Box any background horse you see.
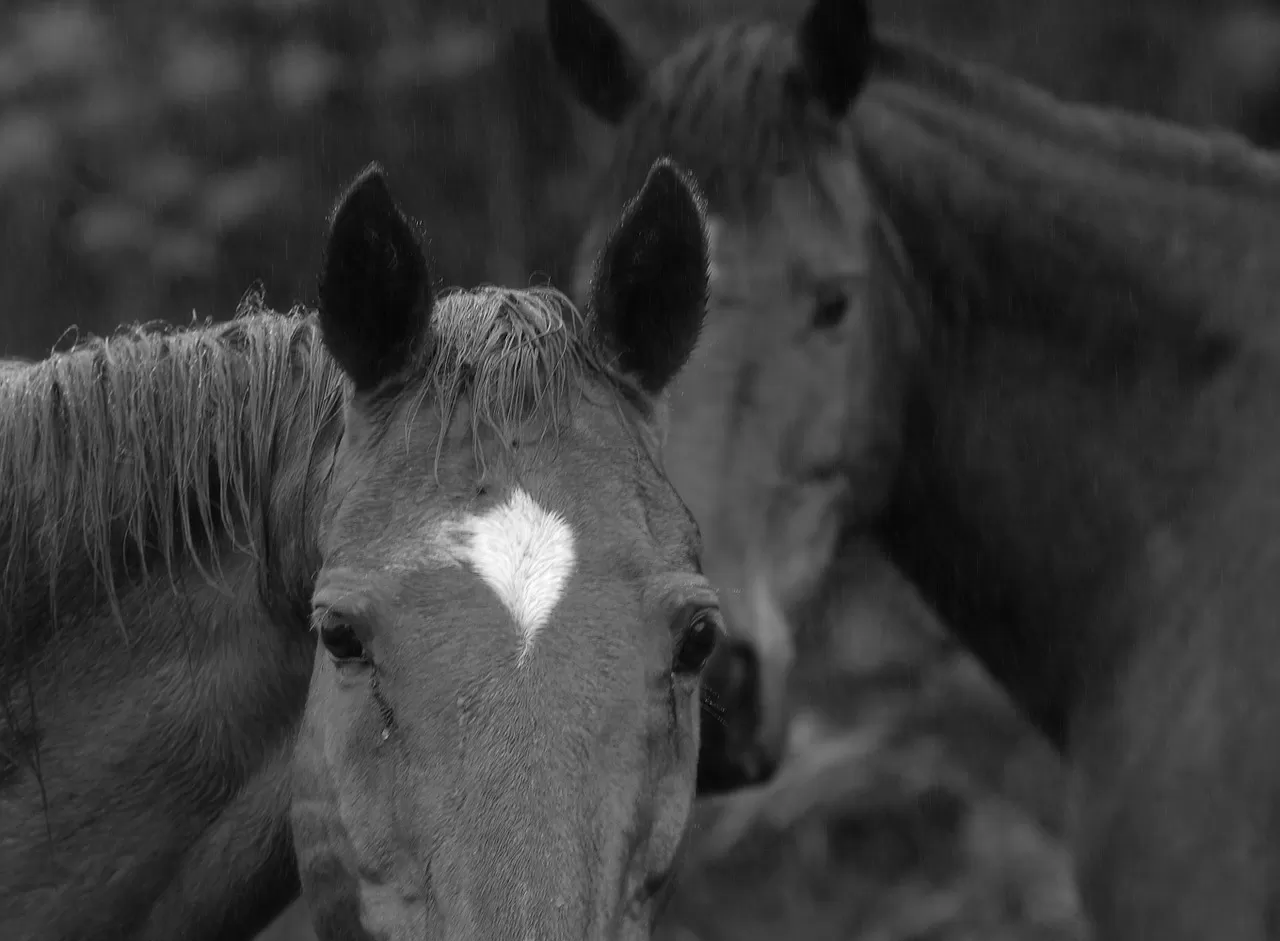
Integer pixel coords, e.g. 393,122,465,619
1,158,724,941
549,0,1280,938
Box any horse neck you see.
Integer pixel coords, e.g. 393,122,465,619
0,318,343,938
854,61,1280,746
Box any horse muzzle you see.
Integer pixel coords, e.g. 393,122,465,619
695,639,782,795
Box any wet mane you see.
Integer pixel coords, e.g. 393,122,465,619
0,298,346,645
409,284,620,462
0,284,617,661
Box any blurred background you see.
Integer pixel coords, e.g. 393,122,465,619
5,0,1280,938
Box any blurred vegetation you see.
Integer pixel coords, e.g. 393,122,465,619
4,0,1280,358
0,0,586,356
5,1,1280,939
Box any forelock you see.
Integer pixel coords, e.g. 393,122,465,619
574,19,851,299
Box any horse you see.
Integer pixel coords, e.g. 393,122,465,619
1,157,730,941
548,0,1280,938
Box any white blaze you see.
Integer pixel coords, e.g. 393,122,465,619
448,488,576,664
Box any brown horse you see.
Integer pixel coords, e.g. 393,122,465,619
550,0,1280,938
2,159,725,941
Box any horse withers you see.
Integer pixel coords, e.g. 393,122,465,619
1,158,725,941
550,0,1280,938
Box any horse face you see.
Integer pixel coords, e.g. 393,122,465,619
551,0,883,794
665,165,893,794
291,161,719,941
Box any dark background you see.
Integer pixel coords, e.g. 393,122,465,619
4,1,1279,938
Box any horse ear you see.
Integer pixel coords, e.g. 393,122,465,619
589,158,710,395
318,163,433,393
547,0,646,125
795,0,873,118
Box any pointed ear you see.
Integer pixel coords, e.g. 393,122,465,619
589,158,710,395
547,0,646,125
317,163,433,392
793,0,873,118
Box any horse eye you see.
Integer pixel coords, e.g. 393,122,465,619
320,621,367,664
672,606,721,676
811,290,849,329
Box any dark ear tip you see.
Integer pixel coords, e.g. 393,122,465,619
800,0,872,41
588,157,711,396
330,162,395,223
546,0,574,29
639,157,708,222
352,160,387,186
796,0,873,116
546,0,646,125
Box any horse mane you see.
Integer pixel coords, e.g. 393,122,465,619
852,35,1280,377
0,294,346,644
0,283,613,651
412,284,616,467
591,13,1280,220
869,36,1280,201
581,20,845,229
585,14,1280,376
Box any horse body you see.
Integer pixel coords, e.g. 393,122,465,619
2,159,729,940
860,49,1280,744
550,0,1280,937
1,313,339,941
861,55,1280,935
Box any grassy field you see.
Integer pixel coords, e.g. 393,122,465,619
5,1,1278,938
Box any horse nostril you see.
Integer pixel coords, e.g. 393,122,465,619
706,640,761,710
696,640,775,795
746,745,780,784
726,644,756,693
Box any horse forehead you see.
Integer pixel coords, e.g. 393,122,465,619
381,487,579,662
705,156,872,270
453,489,578,659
